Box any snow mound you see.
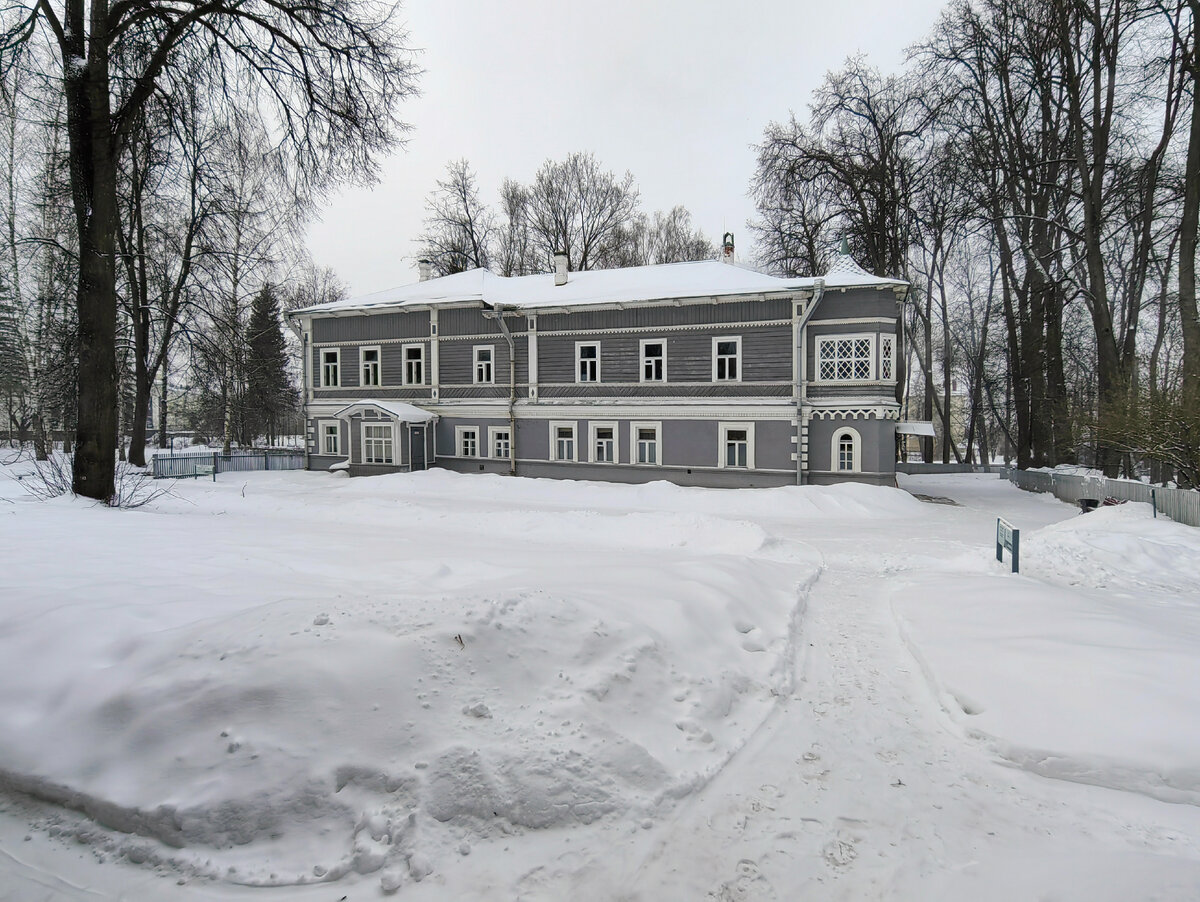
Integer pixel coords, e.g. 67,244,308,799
891,506,1200,803
0,467,821,887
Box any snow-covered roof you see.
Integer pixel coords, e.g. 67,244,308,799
333,400,436,423
293,259,907,316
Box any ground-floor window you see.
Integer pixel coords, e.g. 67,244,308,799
490,427,510,460
832,425,862,473
590,422,617,463
456,426,479,457
363,423,393,464
551,421,577,461
631,421,661,465
321,421,341,456
718,422,755,469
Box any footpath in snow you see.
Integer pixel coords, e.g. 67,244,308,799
0,465,1198,900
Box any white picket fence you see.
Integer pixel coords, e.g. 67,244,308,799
1006,469,1200,527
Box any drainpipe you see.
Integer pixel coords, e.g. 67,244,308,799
795,278,826,485
485,306,518,476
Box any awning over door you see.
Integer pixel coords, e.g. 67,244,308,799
332,400,436,423
895,421,936,437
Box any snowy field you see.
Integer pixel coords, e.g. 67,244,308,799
1,463,1199,900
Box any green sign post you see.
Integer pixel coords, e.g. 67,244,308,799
996,517,1019,573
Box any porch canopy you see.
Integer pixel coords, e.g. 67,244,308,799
895,421,936,437
332,400,436,423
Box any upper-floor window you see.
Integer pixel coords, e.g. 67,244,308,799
817,335,874,381
321,349,340,387
474,346,494,384
713,337,741,382
403,344,425,385
363,423,393,464
631,421,661,465
590,422,617,463
641,340,665,382
576,342,600,383
552,421,577,461
360,347,381,386
457,426,479,457
880,335,895,381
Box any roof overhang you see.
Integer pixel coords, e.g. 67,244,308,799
896,421,937,437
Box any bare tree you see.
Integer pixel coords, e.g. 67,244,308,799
2,0,417,500
419,159,495,276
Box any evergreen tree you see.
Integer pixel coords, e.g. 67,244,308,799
244,283,294,446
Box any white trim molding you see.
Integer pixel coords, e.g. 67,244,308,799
361,421,396,465
712,335,742,382
831,425,862,474
402,343,426,386
575,341,601,383
549,420,578,462
455,425,480,458
718,421,755,470
639,338,667,383
488,425,511,460
320,348,341,388
815,333,877,383
473,344,495,384
588,420,619,463
359,346,381,387
317,419,343,456
629,420,662,466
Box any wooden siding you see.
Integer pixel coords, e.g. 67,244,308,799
810,287,899,322
538,383,792,399
536,325,793,384
534,298,792,332
312,311,430,342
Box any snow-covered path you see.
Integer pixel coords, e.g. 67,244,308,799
601,476,1200,900
2,470,1200,900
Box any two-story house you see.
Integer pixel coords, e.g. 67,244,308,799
289,252,909,487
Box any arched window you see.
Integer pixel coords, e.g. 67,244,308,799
831,426,862,473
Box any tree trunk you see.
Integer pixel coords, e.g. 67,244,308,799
66,1,118,501
1179,6,1200,414
158,363,169,449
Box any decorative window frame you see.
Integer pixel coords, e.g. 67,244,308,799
320,348,341,387
639,338,667,383
712,336,742,382
575,342,601,383
879,333,895,382
815,333,877,383
550,420,578,462
455,425,480,458
318,419,342,456
630,420,662,466
473,345,495,385
718,421,755,470
361,421,395,465
489,426,511,460
359,346,382,387
402,343,426,386
589,420,619,464
832,425,863,473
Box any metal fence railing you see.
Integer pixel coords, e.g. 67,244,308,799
1005,468,1200,527
150,449,305,480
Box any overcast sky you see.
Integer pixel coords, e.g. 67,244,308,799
305,0,949,296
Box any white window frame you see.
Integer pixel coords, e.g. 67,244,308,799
550,420,578,462
816,334,877,383
712,336,742,382
489,426,511,460
589,420,618,464
473,345,495,385
318,420,342,456
402,343,425,386
320,348,340,387
630,420,662,466
575,342,601,383
832,425,863,473
640,338,666,383
360,346,381,387
456,425,479,457
880,334,895,382
362,421,394,465
718,422,755,470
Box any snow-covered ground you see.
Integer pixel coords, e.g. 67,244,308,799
1,464,1198,900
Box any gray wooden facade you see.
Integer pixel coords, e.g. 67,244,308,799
291,260,909,487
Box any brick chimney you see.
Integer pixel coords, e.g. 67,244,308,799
418,259,433,282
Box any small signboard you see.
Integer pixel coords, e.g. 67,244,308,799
996,517,1019,573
